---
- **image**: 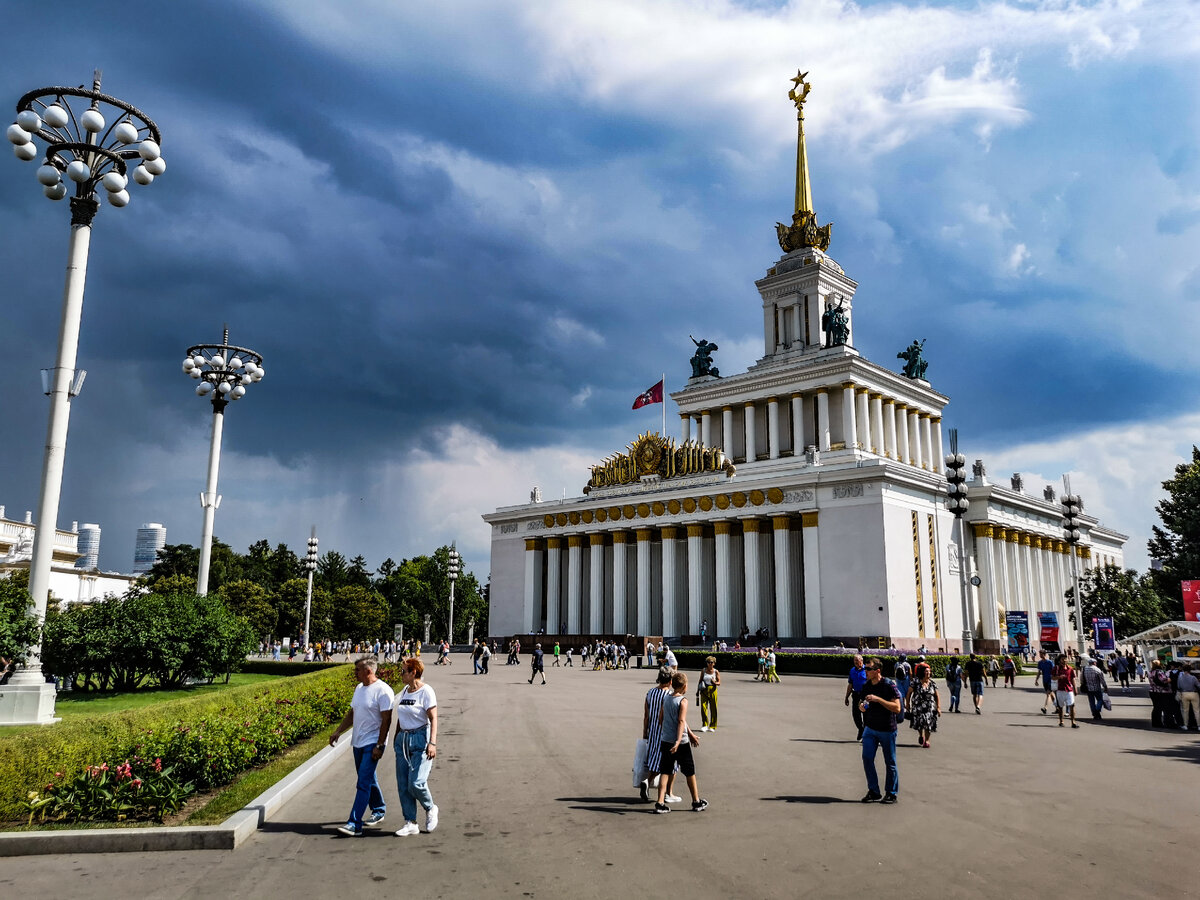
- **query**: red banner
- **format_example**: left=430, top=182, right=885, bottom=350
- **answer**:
left=1183, top=581, right=1200, bottom=622
left=632, top=379, right=664, bottom=410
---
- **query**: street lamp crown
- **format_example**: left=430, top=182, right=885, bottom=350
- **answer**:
left=11, top=71, right=165, bottom=216
left=184, top=329, right=265, bottom=409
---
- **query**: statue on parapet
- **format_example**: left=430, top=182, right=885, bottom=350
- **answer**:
left=822, top=299, right=849, bottom=347
left=689, top=336, right=720, bottom=378
left=897, top=339, right=928, bottom=380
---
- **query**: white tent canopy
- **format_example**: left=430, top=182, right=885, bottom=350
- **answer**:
left=1122, top=620, right=1200, bottom=647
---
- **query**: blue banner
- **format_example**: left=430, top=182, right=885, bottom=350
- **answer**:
left=1093, top=616, right=1115, bottom=652
left=1038, top=611, right=1060, bottom=652
left=1006, top=611, right=1030, bottom=654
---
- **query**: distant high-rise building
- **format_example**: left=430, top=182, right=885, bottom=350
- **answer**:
left=133, top=523, right=166, bottom=573
left=75, top=523, right=101, bottom=569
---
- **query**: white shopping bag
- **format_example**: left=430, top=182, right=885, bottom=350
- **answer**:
left=633, top=738, right=649, bottom=786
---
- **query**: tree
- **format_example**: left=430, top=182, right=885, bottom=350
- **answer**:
left=347, top=555, right=372, bottom=588
left=218, top=579, right=277, bottom=641
left=0, top=571, right=39, bottom=664
left=333, top=585, right=388, bottom=640
left=317, top=551, right=348, bottom=591
left=1066, top=564, right=1167, bottom=639
left=1147, top=445, right=1200, bottom=620
left=274, top=577, right=332, bottom=642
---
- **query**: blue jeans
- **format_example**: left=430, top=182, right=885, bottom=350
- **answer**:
left=862, top=727, right=898, bottom=796
left=1087, top=692, right=1104, bottom=718
left=895, top=679, right=910, bottom=721
left=949, top=683, right=962, bottom=710
left=348, top=745, right=386, bottom=830
left=394, top=728, right=435, bottom=824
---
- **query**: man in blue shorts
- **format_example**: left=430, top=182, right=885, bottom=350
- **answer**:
left=1037, top=649, right=1057, bottom=714
left=964, top=653, right=986, bottom=714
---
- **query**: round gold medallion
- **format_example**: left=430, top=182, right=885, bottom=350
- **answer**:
left=543, top=514, right=554, bottom=528
left=682, top=497, right=697, bottom=513
left=651, top=501, right=665, bottom=516
left=569, top=511, right=581, bottom=525
left=715, top=494, right=730, bottom=510
left=749, top=490, right=765, bottom=506
left=667, top=499, right=682, bottom=515
left=636, top=503, right=651, bottom=518
left=698, top=497, right=713, bottom=511
left=767, top=487, right=784, bottom=504
left=596, top=508, right=608, bottom=522
left=623, top=505, right=636, bottom=519
left=582, top=510, right=594, bottom=524
left=731, top=492, right=747, bottom=508
left=609, top=506, right=622, bottom=520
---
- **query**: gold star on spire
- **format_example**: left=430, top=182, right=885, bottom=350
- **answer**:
left=776, top=70, right=832, bottom=253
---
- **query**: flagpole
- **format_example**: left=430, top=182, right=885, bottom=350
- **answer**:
left=661, top=372, right=666, bottom=437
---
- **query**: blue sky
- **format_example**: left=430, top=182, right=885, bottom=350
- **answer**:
left=1, top=0, right=1197, bottom=579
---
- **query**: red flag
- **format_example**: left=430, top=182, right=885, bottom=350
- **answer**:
left=632, top=379, right=664, bottom=410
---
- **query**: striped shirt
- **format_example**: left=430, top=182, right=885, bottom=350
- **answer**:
left=645, top=686, right=671, bottom=771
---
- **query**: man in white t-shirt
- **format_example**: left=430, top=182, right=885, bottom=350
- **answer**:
left=330, top=656, right=395, bottom=836
left=663, top=645, right=678, bottom=668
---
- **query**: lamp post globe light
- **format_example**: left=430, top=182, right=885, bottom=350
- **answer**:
left=303, top=527, right=318, bottom=650
left=2, top=71, right=164, bottom=726
left=447, top=545, right=461, bottom=645
left=943, top=429, right=974, bottom=655
left=183, top=328, right=265, bottom=596
left=1061, top=478, right=1087, bottom=654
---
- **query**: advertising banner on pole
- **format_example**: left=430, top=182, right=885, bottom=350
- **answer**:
left=1182, top=581, right=1200, bottom=622
left=1093, top=616, right=1115, bottom=652
left=1006, top=611, right=1030, bottom=655
left=1038, top=611, right=1060, bottom=652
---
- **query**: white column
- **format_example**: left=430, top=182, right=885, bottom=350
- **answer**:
left=801, top=512, right=821, bottom=637
left=546, top=537, right=562, bottom=634
left=636, top=528, right=653, bottom=635
left=882, top=399, right=897, bottom=459
left=895, top=404, right=910, bottom=464
left=722, top=406, right=734, bottom=458
left=816, top=390, right=831, bottom=452
left=791, top=302, right=803, bottom=349
left=680, top=413, right=691, bottom=443
left=767, top=397, right=780, bottom=460
left=791, top=393, right=804, bottom=454
left=1032, top=537, right=1048, bottom=614
left=567, top=535, right=584, bottom=634
left=869, top=394, right=884, bottom=455
left=744, top=402, right=757, bottom=461
left=701, top=411, right=712, bottom=447
left=976, top=525, right=1000, bottom=643
left=742, top=518, right=763, bottom=631
left=931, top=417, right=944, bottom=473
left=841, top=383, right=857, bottom=450
left=523, top=539, right=544, bottom=633
left=773, top=516, right=795, bottom=638
left=612, top=531, right=628, bottom=634
left=920, top=414, right=934, bottom=471
left=589, top=533, right=605, bottom=633
left=908, top=409, right=923, bottom=469
left=808, top=292, right=824, bottom=347
left=661, top=526, right=680, bottom=637
left=856, top=388, right=871, bottom=451
left=715, top=522, right=734, bottom=638
left=687, top=524, right=704, bottom=634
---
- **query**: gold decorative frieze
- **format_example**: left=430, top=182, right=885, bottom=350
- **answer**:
left=750, top=489, right=766, bottom=506
left=555, top=513, right=568, bottom=527
left=683, top=497, right=697, bottom=513
left=699, top=497, right=714, bottom=512
left=732, top=492, right=747, bottom=508
left=715, top=495, right=731, bottom=510
left=767, top=488, right=784, bottom=504
left=667, top=499, right=682, bottom=515
left=636, top=503, right=650, bottom=518
left=651, top=501, right=666, bottom=516
left=584, top=431, right=735, bottom=494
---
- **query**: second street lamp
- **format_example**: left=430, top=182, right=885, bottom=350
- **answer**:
left=183, top=328, right=265, bottom=595
left=944, top=429, right=974, bottom=655
left=447, top=545, right=460, bottom=645
left=304, top=527, right=318, bottom=650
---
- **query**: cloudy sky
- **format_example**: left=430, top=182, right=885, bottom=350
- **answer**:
left=1, top=0, right=1197, bottom=580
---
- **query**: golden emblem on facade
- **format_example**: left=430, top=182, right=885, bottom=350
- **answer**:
left=584, top=431, right=735, bottom=493
left=776, top=70, right=832, bottom=253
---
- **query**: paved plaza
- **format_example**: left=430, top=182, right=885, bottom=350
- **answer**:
left=2, top=664, right=1197, bottom=899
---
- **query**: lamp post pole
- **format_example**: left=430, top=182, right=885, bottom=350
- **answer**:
left=447, top=545, right=460, bottom=645
left=304, top=528, right=318, bottom=649
left=1061, top=477, right=1087, bottom=655
left=2, top=72, right=164, bottom=726
left=183, top=329, right=265, bottom=595
left=944, top=429, right=974, bottom=655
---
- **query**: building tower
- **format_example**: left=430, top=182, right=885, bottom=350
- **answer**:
left=133, top=523, right=166, bottom=573
left=75, top=523, right=101, bottom=569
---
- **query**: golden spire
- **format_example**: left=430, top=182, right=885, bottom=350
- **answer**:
left=776, top=70, right=832, bottom=254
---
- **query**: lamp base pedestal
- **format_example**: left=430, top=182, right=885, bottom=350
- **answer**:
left=0, top=679, right=60, bottom=726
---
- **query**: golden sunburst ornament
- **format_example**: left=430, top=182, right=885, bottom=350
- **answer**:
left=632, top=434, right=663, bottom=476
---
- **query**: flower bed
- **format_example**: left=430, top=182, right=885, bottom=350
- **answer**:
left=3, top=663, right=398, bottom=825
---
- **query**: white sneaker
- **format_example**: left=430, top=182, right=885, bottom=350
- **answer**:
left=665, top=794, right=683, bottom=803
left=425, top=804, right=439, bottom=833
left=394, top=822, right=419, bottom=837
left=699, top=726, right=709, bottom=732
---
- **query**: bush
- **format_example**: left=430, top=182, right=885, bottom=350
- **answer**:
left=237, top=660, right=343, bottom=676
left=671, top=650, right=1023, bottom=679
left=0, top=571, right=39, bottom=663
left=0, top=663, right=401, bottom=823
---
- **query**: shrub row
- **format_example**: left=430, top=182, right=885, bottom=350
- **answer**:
left=1, top=663, right=394, bottom=823
left=237, top=659, right=344, bottom=676
left=671, top=650, right=1024, bottom=679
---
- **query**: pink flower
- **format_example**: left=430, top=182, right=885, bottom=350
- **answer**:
left=131, top=779, right=143, bottom=789
left=153, top=758, right=162, bottom=772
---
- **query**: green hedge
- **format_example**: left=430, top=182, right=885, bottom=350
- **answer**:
left=671, top=651, right=1024, bottom=679
left=0, top=663, right=393, bottom=823
left=236, top=660, right=344, bottom=676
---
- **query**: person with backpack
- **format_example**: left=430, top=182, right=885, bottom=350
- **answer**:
left=987, top=655, right=1002, bottom=687
left=893, top=655, right=912, bottom=723
left=944, top=656, right=963, bottom=713
left=1002, top=655, right=1016, bottom=687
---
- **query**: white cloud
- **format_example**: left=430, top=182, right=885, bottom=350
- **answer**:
left=1006, top=242, right=1032, bottom=275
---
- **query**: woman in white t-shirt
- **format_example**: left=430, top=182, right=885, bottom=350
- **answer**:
left=390, top=657, right=440, bottom=836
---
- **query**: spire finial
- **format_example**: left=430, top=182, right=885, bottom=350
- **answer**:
left=776, top=70, right=832, bottom=254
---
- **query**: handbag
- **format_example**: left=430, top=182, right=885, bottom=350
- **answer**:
left=1102, top=692, right=1112, bottom=712
left=632, top=738, right=649, bottom=787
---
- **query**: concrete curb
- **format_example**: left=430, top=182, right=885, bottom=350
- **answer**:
left=0, top=734, right=351, bottom=856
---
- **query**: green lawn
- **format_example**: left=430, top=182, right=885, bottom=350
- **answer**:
left=0, top=674, right=281, bottom=737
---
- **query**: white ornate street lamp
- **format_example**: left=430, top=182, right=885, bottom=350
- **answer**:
left=944, top=429, right=974, bottom=654
left=183, top=328, right=265, bottom=595
left=303, top=527, right=318, bottom=648
left=2, top=71, right=164, bottom=725
left=447, top=545, right=460, bottom=645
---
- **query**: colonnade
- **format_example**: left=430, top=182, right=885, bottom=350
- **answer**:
left=522, top=513, right=821, bottom=640
left=679, top=386, right=942, bottom=472
left=972, top=524, right=1093, bottom=643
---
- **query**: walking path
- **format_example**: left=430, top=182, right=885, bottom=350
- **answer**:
left=1, top=667, right=1195, bottom=899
